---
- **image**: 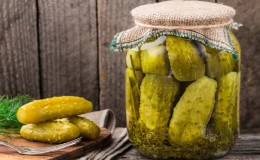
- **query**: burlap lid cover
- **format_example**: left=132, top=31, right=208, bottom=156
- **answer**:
left=110, top=0, right=241, bottom=58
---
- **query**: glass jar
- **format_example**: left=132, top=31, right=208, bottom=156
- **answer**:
left=125, top=31, right=240, bottom=159
left=109, top=1, right=241, bottom=159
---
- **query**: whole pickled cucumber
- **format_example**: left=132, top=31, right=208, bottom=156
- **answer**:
left=166, top=36, right=205, bottom=81
left=139, top=74, right=179, bottom=130
left=17, top=96, right=93, bottom=124
left=168, top=76, right=217, bottom=145
left=141, top=45, right=170, bottom=76
left=126, top=68, right=143, bottom=124
left=209, top=72, right=238, bottom=139
left=68, top=116, right=100, bottom=140
left=20, top=121, right=80, bottom=143
left=126, top=49, right=141, bottom=70
left=206, top=49, right=236, bottom=78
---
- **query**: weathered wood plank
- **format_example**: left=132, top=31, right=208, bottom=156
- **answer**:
left=0, top=0, right=40, bottom=98
left=217, top=0, right=260, bottom=133
left=98, top=0, right=156, bottom=127
left=157, top=0, right=216, bottom=2
left=116, top=133, right=260, bottom=160
left=118, top=149, right=260, bottom=160
left=38, top=0, right=99, bottom=109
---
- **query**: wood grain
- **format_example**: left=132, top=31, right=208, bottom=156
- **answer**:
left=38, top=0, right=99, bottom=109
left=0, top=128, right=111, bottom=160
left=157, top=0, right=216, bottom=2
left=217, top=0, right=260, bottom=133
left=116, top=133, right=260, bottom=160
left=97, top=0, right=157, bottom=127
left=0, top=0, right=40, bottom=98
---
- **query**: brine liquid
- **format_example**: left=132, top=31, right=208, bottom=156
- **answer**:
left=125, top=34, right=240, bottom=160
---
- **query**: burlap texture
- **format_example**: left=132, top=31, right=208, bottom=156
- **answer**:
left=131, top=1, right=235, bottom=29
left=110, top=0, right=241, bottom=58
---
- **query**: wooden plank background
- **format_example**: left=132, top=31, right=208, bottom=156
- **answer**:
left=0, top=0, right=40, bottom=98
left=97, top=0, right=156, bottom=130
left=0, top=0, right=259, bottom=132
left=38, top=0, right=99, bottom=109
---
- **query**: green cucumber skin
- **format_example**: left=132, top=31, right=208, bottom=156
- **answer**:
left=166, top=36, right=205, bottom=81
left=168, top=76, right=217, bottom=144
left=141, top=45, right=170, bottom=76
left=210, top=72, right=239, bottom=139
left=206, top=49, right=235, bottom=78
left=125, top=68, right=143, bottom=124
left=139, top=74, right=180, bottom=130
left=126, top=49, right=142, bottom=70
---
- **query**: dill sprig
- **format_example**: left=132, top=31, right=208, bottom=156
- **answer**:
left=0, top=96, right=32, bottom=134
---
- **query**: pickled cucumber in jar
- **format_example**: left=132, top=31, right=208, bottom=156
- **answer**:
left=205, top=31, right=240, bottom=78
left=168, top=76, right=217, bottom=145
left=139, top=74, right=179, bottom=130
left=126, top=49, right=142, bottom=70
left=125, top=68, right=143, bottom=125
left=141, top=45, right=170, bottom=76
left=166, top=36, right=205, bottom=81
left=207, top=72, right=239, bottom=156
left=205, top=47, right=236, bottom=78
left=133, top=74, right=180, bottom=147
left=209, top=72, right=239, bottom=140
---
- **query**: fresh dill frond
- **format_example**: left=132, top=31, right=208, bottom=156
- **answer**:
left=0, top=95, right=32, bottom=129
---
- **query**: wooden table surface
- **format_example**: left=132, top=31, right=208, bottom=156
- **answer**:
left=116, top=133, right=260, bottom=160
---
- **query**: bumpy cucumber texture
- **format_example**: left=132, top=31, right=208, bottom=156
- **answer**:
left=139, top=74, right=179, bottom=130
left=206, top=49, right=235, bottom=78
left=17, top=96, right=93, bottom=124
left=166, top=36, right=205, bottom=81
left=168, top=76, right=217, bottom=144
left=209, top=72, right=239, bottom=139
left=20, top=121, right=80, bottom=143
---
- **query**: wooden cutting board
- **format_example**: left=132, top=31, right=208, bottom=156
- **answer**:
left=0, top=128, right=111, bottom=160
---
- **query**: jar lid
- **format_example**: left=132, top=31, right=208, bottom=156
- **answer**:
left=110, top=0, right=241, bottom=59
left=131, top=1, right=235, bottom=29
